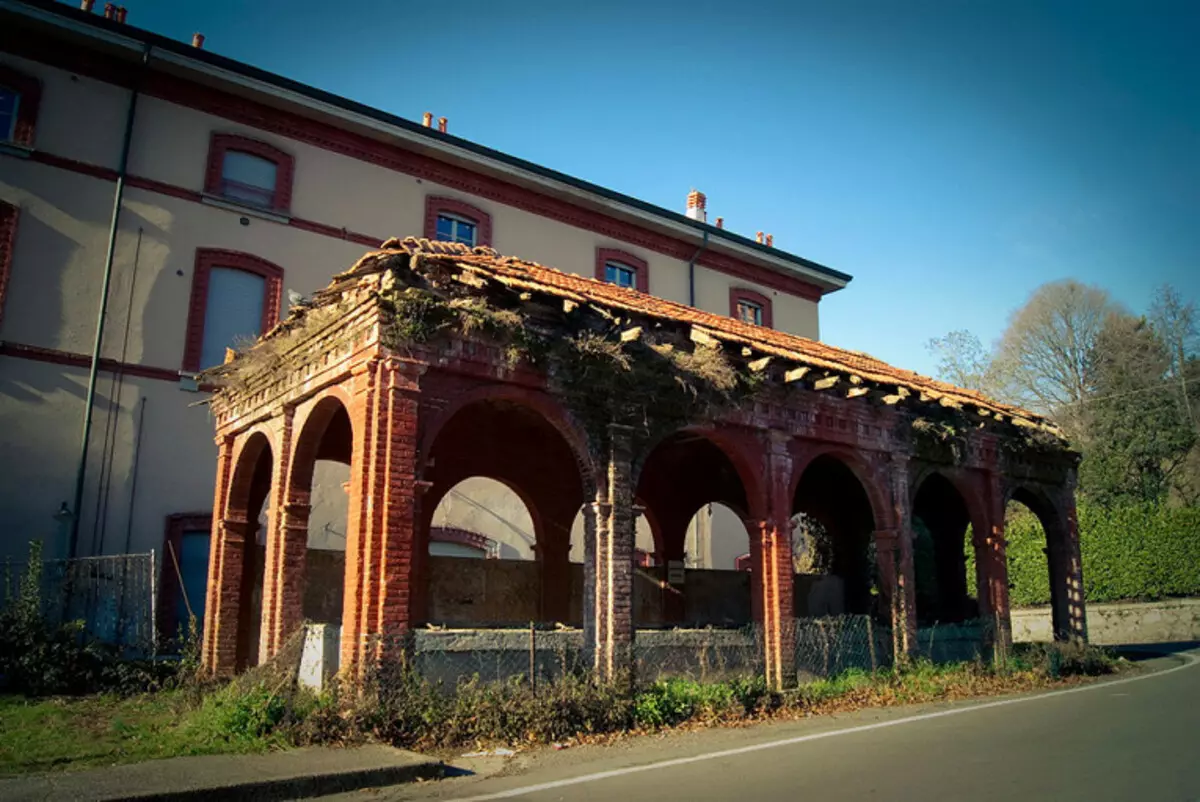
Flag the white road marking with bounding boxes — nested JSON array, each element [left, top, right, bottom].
[[451, 651, 1199, 801]]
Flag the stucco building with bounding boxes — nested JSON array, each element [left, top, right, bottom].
[[0, 0, 845, 623]]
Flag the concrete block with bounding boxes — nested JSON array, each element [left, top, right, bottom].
[[299, 623, 341, 691]]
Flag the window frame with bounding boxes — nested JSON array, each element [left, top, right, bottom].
[[0, 65, 42, 148], [729, 287, 774, 329], [0, 201, 17, 328], [594, 247, 649, 293], [423, 196, 492, 246], [158, 512, 213, 648], [203, 133, 295, 214], [182, 249, 284, 373], [434, 211, 478, 246]]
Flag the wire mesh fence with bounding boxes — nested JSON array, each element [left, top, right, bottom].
[[1, 552, 157, 654], [913, 619, 994, 665], [793, 615, 895, 678]]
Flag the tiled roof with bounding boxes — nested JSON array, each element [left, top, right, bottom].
[[304, 237, 1055, 432]]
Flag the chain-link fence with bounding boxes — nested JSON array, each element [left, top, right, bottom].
[[793, 615, 895, 678], [913, 619, 993, 665], [1, 552, 157, 654]]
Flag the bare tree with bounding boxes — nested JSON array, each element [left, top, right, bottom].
[[991, 279, 1118, 440], [1150, 284, 1198, 431], [925, 330, 992, 392]]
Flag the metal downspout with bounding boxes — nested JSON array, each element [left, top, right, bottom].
[[687, 230, 709, 307], [69, 45, 151, 558]]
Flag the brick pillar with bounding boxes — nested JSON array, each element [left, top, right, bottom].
[[584, 423, 635, 682], [272, 501, 310, 650], [340, 359, 423, 675], [753, 435, 796, 690], [208, 517, 250, 676], [202, 436, 233, 671], [538, 537, 571, 623], [1055, 482, 1087, 641], [887, 456, 917, 657], [750, 516, 796, 689], [258, 410, 294, 664], [979, 471, 1012, 656], [873, 528, 901, 657]]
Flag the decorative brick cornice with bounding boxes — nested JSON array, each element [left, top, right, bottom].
[[183, 248, 284, 373], [595, 248, 650, 294], [0, 200, 17, 328], [0, 64, 41, 147], [423, 196, 493, 246], [204, 133, 295, 214], [729, 286, 774, 329]]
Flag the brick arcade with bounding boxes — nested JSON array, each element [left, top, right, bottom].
[[201, 238, 1086, 688]]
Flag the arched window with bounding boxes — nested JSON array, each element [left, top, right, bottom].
[[183, 249, 284, 372], [204, 134, 295, 213], [595, 247, 649, 293], [424, 196, 493, 246], [729, 287, 774, 329]]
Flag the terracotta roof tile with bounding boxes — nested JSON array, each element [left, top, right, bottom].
[[311, 237, 1054, 431]]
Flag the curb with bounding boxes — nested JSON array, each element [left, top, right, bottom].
[[1, 758, 445, 802]]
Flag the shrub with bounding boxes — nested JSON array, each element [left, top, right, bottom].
[[1011, 641, 1116, 678]]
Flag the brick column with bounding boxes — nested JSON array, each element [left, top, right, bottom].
[[1054, 482, 1087, 642], [208, 517, 251, 676], [538, 537, 571, 624], [202, 436, 233, 671], [340, 359, 423, 675], [887, 456, 917, 657], [271, 501, 309, 651], [258, 410, 294, 664], [978, 471, 1012, 656], [584, 423, 635, 683], [752, 435, 796, 690]]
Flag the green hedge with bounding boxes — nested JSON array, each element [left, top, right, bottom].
[[1004, 502, 1200, 607]]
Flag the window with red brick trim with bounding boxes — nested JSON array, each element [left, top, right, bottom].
[[204, 133, 294, 213], [158, 512, 213, 645], [423, 196, 492, 246], [182, 249, 284, 373], [729, 287, 773, 329], [0, 65, 42, 148], [595, 248, 649, 293], [0, 201, 17, 327]]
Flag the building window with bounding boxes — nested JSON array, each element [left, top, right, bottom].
[[729, 287, 773, 329], [605, 261, 637, 288], [435, 212, 477, 246], [594, 248, 649, 293], [204, 133, 294, 213], [158, 513, 213, 646], [424, 196, 492, 246], [0, 65, 41, 148], [0, 87, 19, 142], [183, 249, 284, 373], [737, 299, 763, 326]]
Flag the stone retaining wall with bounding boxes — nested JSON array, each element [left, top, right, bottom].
[[1011, 598, 1200, 645]]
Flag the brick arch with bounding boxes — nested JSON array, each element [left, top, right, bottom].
[[909, 467, 989, 550], [788, 445, 890, 531], [909, 469, 985, 624], [289, 390, 355, 491], [635, 424, 767, 521], [419, 384, 597, 494], [226, 429, 275, 521]]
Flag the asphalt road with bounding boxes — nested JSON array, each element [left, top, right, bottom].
[[347, 647, 1200, 802]]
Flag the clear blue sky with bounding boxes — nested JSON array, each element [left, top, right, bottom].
[[104, 0, 1199, 377]]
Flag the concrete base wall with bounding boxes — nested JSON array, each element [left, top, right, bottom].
[[1011, 598, 1200, 645]]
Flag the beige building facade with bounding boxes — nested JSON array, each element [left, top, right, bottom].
[[0, 1, 849, 623]]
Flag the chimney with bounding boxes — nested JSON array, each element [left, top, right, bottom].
[[755, 231, 764, 244], [766, 234, 774, 247], [115, 6, 127, 23], [422, 112, 433, 127], [192, 32, 205, 48], [685, 189, 707, 223], [715, 217, 724, 229], [437, 116, 448, 133], [80, 0, 95, 11], [103, 2, 115, 19]]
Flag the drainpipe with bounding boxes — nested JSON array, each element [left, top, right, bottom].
[[69, 44, 151, 558], [686, 230, 709, 308]]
